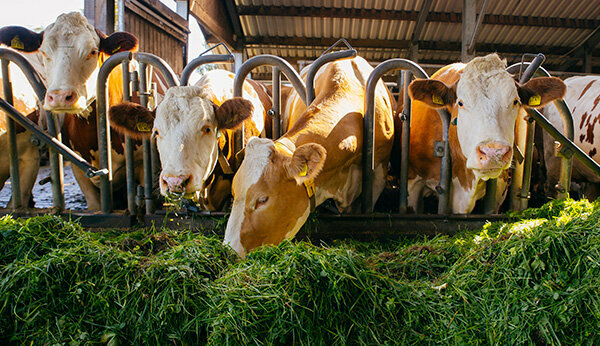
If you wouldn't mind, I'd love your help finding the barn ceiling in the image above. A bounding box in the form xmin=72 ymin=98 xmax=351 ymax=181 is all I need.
xmin=190 ymin=0 xmax=600 ymax=77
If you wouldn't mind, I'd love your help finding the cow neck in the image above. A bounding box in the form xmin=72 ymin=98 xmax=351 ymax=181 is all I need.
xmin=275 ymin=137 xmax=316 ymax=212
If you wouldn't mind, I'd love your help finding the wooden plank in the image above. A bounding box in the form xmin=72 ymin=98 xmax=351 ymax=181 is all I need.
xmin=139 ymin=0 xmax=188 ymax=30
xmin=189 ymin=0 xmax=236 ymax=49
xmin=126 ymin=0 xmax=188 ymax=42
xmin=84 ymin=0 xmax=115 ymax=34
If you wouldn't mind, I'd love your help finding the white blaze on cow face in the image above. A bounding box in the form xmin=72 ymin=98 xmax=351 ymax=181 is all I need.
xmin=454 ymin=55 xmax=518 ymax=179
xmin=40 ymin=12 xmax=100 ymax=113
xmin=154 ymin=86 xmax=220 ymax=197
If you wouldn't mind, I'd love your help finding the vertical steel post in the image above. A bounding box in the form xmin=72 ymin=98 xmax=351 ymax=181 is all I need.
xmin=2 ymin=60 xmax=21 ymax=208
xmin=271 ymin=66 xmax=281 ymax=138
xmin=45 ymin=112 xmax=64 ymax=211
xmin=398 ymin=70 xmax=412 ymax=214
xmin=139 ymin=62 xmax=154 ymax=215
xmin=121 ymin=60 xmax=137 ymax=214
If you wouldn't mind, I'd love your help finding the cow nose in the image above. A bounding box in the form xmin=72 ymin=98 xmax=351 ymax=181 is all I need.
xmin=46 ymin=90 xmax=78 ymax=108
xmin=476 ymin=142 xmax=512 ymax=168
xmin=161 ymin=174 xmax=192 ymax=193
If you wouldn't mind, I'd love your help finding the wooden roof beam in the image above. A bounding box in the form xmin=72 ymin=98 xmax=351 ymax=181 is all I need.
xmin=237 ymin=5 xmax=600 ymax=30
xmin=189 ymin=0 xmax=236 ymax=49
xmin=558 ymin=26 xmax=600 ymax=71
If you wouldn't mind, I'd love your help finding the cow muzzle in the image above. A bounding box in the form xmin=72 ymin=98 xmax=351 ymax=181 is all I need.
xmin=44 ymin=89 xmax=80 ymax=111
xmin=475 ymin=141 xmax=512 ymax=171
xmin=161 ymin=174 xmax=192 ymax=195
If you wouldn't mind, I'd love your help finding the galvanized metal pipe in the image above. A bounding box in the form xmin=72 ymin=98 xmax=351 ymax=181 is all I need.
xmin=271 ymin=66 xmax=281 ymax=138
xmin=398 ymin=70 xmax=412 ymax=214
xmin=122 ymin=60 xmax=137 ymax=215
xmin=180 ymin=54 xmax=234 ymax=86
xmin=362 ymin=59 xmax=451 ymax=213
xmin=233 ymin=55 xmax=307 ymax=167
xmin=97 ymin=51 xmax=132 ymax=213
xmin=0 ymin=49 xmax=46 ymax=101
xmin=138 ymin=62 xmax=154 ymax=215
xmin=0 ymin=98 xmax=108 ymax=177
xmin=2 ymin=60 xmax=21 ymax=208
xmin=305 ymin=49 xmax=357 ymax=103
xmin=136 ymin=53 xmax=179 ymax=87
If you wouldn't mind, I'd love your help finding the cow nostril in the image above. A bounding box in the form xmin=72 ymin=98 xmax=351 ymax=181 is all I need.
xmin=47 ymin=94 xmax=54 ymax=102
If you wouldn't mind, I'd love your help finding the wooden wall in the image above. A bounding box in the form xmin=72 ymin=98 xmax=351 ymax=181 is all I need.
xmin=85 ymin=0 xmax=189 ymax=74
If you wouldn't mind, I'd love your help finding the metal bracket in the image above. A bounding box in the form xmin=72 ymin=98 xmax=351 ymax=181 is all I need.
xmin=513 ymin=143 xmax=524 ymax=164
xmin=267 ymin=109 xmax=277 ymax=118
xmin=434 ymin=141 xmax=446 ymax=157
xmin=554 ymin=141 xmax=574 ymax=159
xmin=400 ymin=111 xmax=408 ymax=122
xmin=321 ymin=38 xmax=354 ymax=56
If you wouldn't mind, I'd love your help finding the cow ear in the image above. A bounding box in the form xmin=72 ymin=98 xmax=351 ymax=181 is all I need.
xmin=517 ymin=77 xmax=566 ymax=108
xmin=109 ymin=101 xmax=156 ymax=140
xmin=97 ymin=29 xmax=138 ymax=55
xmin=285 ymin=143 xmax=327 ymax=185
xmin=0 ymin=26 xmax=43 ymax=52
xmin=408 ymin=79 xmax=456 ymax=108
xmin=214 ymin=97 xmax=254 ymax=130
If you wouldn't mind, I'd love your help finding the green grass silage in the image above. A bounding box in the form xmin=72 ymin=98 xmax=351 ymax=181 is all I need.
xmin=1 ymin=199 xmax=600 ymax=344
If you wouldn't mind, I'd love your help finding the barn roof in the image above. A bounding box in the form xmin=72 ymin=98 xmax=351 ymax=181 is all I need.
xmin=190 ymin=0 xmax=600 ymax=77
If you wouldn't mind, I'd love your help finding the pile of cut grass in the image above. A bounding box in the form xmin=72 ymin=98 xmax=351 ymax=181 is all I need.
xmin=1 ymin=199 xmax=600 ymax=344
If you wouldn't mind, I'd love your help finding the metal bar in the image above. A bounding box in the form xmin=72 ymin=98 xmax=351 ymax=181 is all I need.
xmin=233 ymin=54 xmax=307 ymax=167
xmin=362 ymin=59 xmax=435 ymax=213
xmin=0 ymin=99 xmax=108 ymax=177
xmin=2 ymin=60 xmax=21 ymax=208
xmin=122 ymin=61 xmax=136 ymax=215
xmin=271 ymin=66 xmax=281 ymax=138
xmin=180 ymin=54 xmax=234 ymax=86
xmin=0 ymin=49 xmax=46 ymax=102
xmin=139 ymin=62 xmax=154 ymax=215
xmin=97 ymin=51 xmax=132 ymax=213
xmin=305 ymin=49 xmax=357 ymax=103
xmin=135 ymin=52 xmax=179 ymax=87
xmin=398 ymin=70 xmax=412 ymax=214
xmin=467 ymin=0 xmax=488 ymax=53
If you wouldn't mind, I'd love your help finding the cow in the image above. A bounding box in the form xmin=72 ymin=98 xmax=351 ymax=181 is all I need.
xmin=0 ymin=12 xmax=142 ymax=210
xmin=407 ymin=53 xmax=566 ymax=213
xmin=0 ymin=72 xmax=41 ymax=208
xmin=223 ymin=56 xmax=395 ymax=257
xmin=108 ymin=69 xmax=272 ymax=211
xmin=542 ymin=75 xmax=600 ymax=200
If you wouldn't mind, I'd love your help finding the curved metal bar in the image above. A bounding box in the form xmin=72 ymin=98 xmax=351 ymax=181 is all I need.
xmin=135 ymin=52 xmax=179 ymax=88
xmin=96 ymin=51 xmax=133 ymax=213
xmin=362 ymin=59 xmax=453 ymax=213
xmin=180 ymin=54 xmax=234 ymax=86
xmin=2 ymin=60 xmax=21 ymax=208
xmin=139 ymin=61 xmax=154 ymax=215
xmin=0 ymin=48 xmax=46 ymax=102
xmin=507 ymin=60 xmax=574 ymax=203
xmin=233 ymin=54 xmax=307 ymax=105
xmin=0 ymin=98 xmax=108 ymax=177
xmin=306 ymin=49 xmax=357 ymax=103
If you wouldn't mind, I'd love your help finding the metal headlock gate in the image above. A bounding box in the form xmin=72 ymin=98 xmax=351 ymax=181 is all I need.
xmin=3 ymin=43 xmax=600 ymax=240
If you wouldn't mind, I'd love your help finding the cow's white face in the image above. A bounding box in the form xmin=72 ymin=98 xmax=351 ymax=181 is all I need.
xmin=154 ymin=87 xmax=220 ymax=198
xmin=454 ymin=56 xmax=519 ymax=179
xmin=39 ymin=12 xmax=100 ymax=113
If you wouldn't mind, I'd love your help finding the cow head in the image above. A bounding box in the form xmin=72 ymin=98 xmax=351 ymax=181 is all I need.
xmin=0 ymin=12 xmax=137 ymax=113
xmin=409 ymin=54 xmax=565 ymax=180
xmin=223 ymin=137 xmax=326 ymax=257
xmin=109 ymin=86 xmax=253 ymax=198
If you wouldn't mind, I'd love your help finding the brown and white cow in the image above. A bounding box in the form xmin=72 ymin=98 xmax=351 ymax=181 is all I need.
xmin=223 ymin=56 xmax=395 ymax=257
xmin=542 ymin=76 xmax=600 ymax=199
xmin=108 ymin=69 xmax=272 ymax=211
xmin=0 ymin=12 xmax=141 ymax=210
xmin=407 ymin=54 xmax=566 ymax=213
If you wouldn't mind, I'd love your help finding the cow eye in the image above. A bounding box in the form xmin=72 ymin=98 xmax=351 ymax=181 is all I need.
xmin=513 ymin=99 xmax=519 ymax=106
xmin=255 ymin=196 xmax=269 ymax=209
xmin=152 ymin=129 xmax=159 ymax=138
xmin=87 ymin=49 xmax=98 ymax=59
xmin=457 ymin=100 xmax=464 ymax=107
xmin=202 ymin=126 xmax=212 ymax=134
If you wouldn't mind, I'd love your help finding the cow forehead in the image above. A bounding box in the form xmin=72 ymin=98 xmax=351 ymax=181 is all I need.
xmin=457 ymin=55 xmax=516 ymax=103
xmin=155 ymin=86 xmax=214 ymax=130
xmin=232 ymin=138 xmax=274 ymax=195
xmin=42 ymin=12 xmax=98 ymax=51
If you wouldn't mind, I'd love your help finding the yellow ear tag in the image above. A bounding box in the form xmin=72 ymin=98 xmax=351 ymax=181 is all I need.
xmin=11 ymin=36 xmax=24 ymax=50
xmin=299 ymin=163 xmax=308 ymax=177
xmin=111 ymin=45 xmax=122 ymax=54
xmin=528 ymin=94 xmax=541 ymax=106
xmin=136 ymin=122 xmax=152 ymax=132
xmin=432 ymin=94 xmax=444 ymax=105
